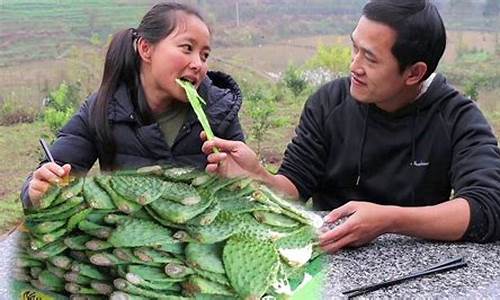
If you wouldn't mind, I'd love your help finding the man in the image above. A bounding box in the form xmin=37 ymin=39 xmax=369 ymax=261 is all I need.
xmin=202 ymin=0 xmax=500 ymax=252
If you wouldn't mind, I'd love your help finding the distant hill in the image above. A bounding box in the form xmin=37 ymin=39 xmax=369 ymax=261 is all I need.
xmin=0 ymin=0 xmax=497 ymax=66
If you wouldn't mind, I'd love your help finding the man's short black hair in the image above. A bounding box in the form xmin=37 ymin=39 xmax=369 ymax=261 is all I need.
xmin=362 ymin=0 xmax=446 ymax=80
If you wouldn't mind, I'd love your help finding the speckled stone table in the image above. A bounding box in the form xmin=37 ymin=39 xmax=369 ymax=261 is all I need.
xmin=0 ymin=230 xmax=22 ymax=300
xmin=322 ymin=234 xmax=500 ymax=299
xmin=1 ymin=230 xmax=500 ymax=299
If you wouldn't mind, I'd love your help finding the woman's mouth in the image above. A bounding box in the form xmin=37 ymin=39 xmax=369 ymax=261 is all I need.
xmin=178 ymin=76 xmax=197 ymax=86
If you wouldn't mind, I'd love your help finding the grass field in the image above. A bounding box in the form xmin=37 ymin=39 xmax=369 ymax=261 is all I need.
xmin=0 ymin=122 xmax=47 ymax=234
xmin=0 ymin=0 xmax=150 ymax=66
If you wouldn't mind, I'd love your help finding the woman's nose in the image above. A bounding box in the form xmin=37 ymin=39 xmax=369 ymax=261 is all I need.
xmin=189 ymin=55 xmax=203 ymax=71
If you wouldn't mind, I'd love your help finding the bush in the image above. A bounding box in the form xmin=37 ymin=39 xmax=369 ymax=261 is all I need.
xmin=244 ymin=84 xmax=290 ymax=157
xmin=0 ymin=94 xmax=38 ymax=126
xmin=43 ymin=81 xmax=81 ymax=135
xmin=247 ymin=97 xmax=276 ymax=157
xmin=441 ymin=48 xmax=500 ymax=90
xmin=305 ymin=43 xmax=351 ymax=75
xmin=283 ymin=64 xmax=309 ymax=96
xmin=464 ymin=78 xmax=482 ymax=101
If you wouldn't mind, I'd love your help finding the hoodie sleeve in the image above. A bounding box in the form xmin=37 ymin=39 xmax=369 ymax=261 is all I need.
xmin=278 ymin=85 xmax=332 ymax=201
xmin=446 ymin=98 xmax=500 ymax=242
xmin=20 ymin=98 xmax=98 ymax=208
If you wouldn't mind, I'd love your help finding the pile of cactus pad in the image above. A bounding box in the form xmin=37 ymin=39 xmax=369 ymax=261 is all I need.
xmin=16 ymin=165 xmax=324 ymax=299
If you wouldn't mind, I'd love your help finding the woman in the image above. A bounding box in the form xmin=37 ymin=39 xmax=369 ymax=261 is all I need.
xmin=22 ymin=3 xmax=244 ymax=207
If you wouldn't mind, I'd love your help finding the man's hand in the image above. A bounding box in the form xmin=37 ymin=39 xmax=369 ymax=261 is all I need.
xmin=320 ymin=201 xmax=397 ymax=253
xmin=200 ymin=132 xmax=300 ymax=198
xmin=200 ymin=132 xmax=267 ymax=180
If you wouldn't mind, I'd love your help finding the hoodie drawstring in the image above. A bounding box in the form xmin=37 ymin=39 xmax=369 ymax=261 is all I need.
xmin=355 ymin=103 xmax=421 ymax=190
xmin=356 ymin=106 xmax=370 ymax=186
xmin=410 ymin=104 xmax=421 ymax=167
xmin=409 ymin=104 xmax=421 ymax=204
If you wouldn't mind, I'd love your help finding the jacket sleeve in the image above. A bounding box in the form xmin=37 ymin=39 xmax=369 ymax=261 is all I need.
xmin=20 ymin=99 xmax=98 ymax=208
xmin=212 ymin=91 xmax=245 ymax=142
xmin=278 ymin=87 xmax=330 ymax=201
xmin=447 ymin=99 xmax=500 ymax=242
xmin=220 ymin=116 xmax=245 ymax=142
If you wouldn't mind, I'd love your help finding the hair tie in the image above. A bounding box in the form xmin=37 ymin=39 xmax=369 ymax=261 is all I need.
xmin=130 ymin=28 xmax=139 ymax=53
xmin=129 ymin=28 xmax=138 ymax=39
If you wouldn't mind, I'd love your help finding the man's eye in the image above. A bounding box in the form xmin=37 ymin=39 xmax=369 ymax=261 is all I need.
xmin=366 ymin=56 xmax=376 ymax=63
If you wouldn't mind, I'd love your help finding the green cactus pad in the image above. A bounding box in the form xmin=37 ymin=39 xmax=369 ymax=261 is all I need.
xmin=71 ymin=262 xmax=107 ymax=280
xmin=64 ymin=235 xmax=92 ymax=250
xmin=148 ymin=194 xmax=214 ymax=224
xmin=108 ymin=218 xmax=175 ymax=248
xmin=95 ymin=176 xmax=142 ymax=214
xmin=111 ymin=175 xmax=166 ymax=205
xmin=253 ymin=211 xmax=301 ymax=228
xmin=162 ymin=181 xmax=201 ymax=206
xmin=127 ymin=265 xmax=184 ymax=283
xmin=27 ymin=220 xmax=66 ymax=235
xmin=83 ymin=177 xmax=116 ymax=210
xmin=185 ymin=242 xmax=225 ymax=274
xmin=186 ymin=212 xmax=242 ymax=244
xmin=163 ymin=166 xmax=203 ymax=183
xmin=182 ymin=275 xmax=235 ymax=297
xmin=223 ymin=235 xmax=280 ymax=299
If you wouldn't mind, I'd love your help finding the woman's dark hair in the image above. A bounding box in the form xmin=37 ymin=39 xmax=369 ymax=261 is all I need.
xmin=362 ymin=0 xmax=446 ymax=80
xmin=91 ymin=2 xmax=209 ymax=170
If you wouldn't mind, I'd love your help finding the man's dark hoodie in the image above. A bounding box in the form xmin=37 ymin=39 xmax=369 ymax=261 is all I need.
xmin=279 ymin=74 xmax=500 ymax=242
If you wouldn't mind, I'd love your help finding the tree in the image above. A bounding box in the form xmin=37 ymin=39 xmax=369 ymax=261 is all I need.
xmin=305 ymin=43 xmax=351 ymax=75
xmin=283 ymin=64 xmax=308 ymax=96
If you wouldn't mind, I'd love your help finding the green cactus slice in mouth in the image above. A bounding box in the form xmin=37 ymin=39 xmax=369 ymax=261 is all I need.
xmin=176 ymin=78 xmax=219 ymax=153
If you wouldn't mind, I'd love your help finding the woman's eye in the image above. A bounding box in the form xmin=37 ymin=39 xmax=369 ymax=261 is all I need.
xmin=181 ymin=44 xmax=192 ymax=51
xmin=201 ymin=52 xmax=210 ymax=62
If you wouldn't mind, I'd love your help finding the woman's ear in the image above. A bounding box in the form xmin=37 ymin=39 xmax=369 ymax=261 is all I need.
xmin=137 ymin=38 xmax=153 ymax=63
xmin=405 ymin=62 xmax=428 ymax=86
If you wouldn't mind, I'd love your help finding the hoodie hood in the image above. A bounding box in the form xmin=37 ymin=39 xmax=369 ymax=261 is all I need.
xmin=365 ymin=73 xmax=456 ymax=119
xmin=195 ymin=70 xmax=243 ymax=131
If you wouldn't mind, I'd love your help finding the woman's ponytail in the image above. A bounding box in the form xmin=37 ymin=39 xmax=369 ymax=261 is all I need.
xmin=91 ymin=28 xmax=139 ymax=170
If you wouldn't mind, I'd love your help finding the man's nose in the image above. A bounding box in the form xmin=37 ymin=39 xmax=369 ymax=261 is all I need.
xmin=350 ymin=53 xmax=365 ymax=75
xmin=350 ymin=53 xmax=360 ymax=71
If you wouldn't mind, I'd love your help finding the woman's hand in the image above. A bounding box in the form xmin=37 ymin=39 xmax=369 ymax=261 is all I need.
xmin=28 ymin=162 xmax=71 ymax=207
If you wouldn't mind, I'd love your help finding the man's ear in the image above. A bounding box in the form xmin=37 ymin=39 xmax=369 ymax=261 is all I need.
xmin=137 ymin=38 xmax=153 ymax=63
xmin=405 ymin=62 xmax=427 ymax=85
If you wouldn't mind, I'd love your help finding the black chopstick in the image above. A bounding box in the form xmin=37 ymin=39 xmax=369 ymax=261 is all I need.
xmin=342 ymin=256 xmax=464 ymax=294
xmin=342 ymin=256 xmax=467 ymax=298
xmin=39 ymin=138 xmax=55 ymax=163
